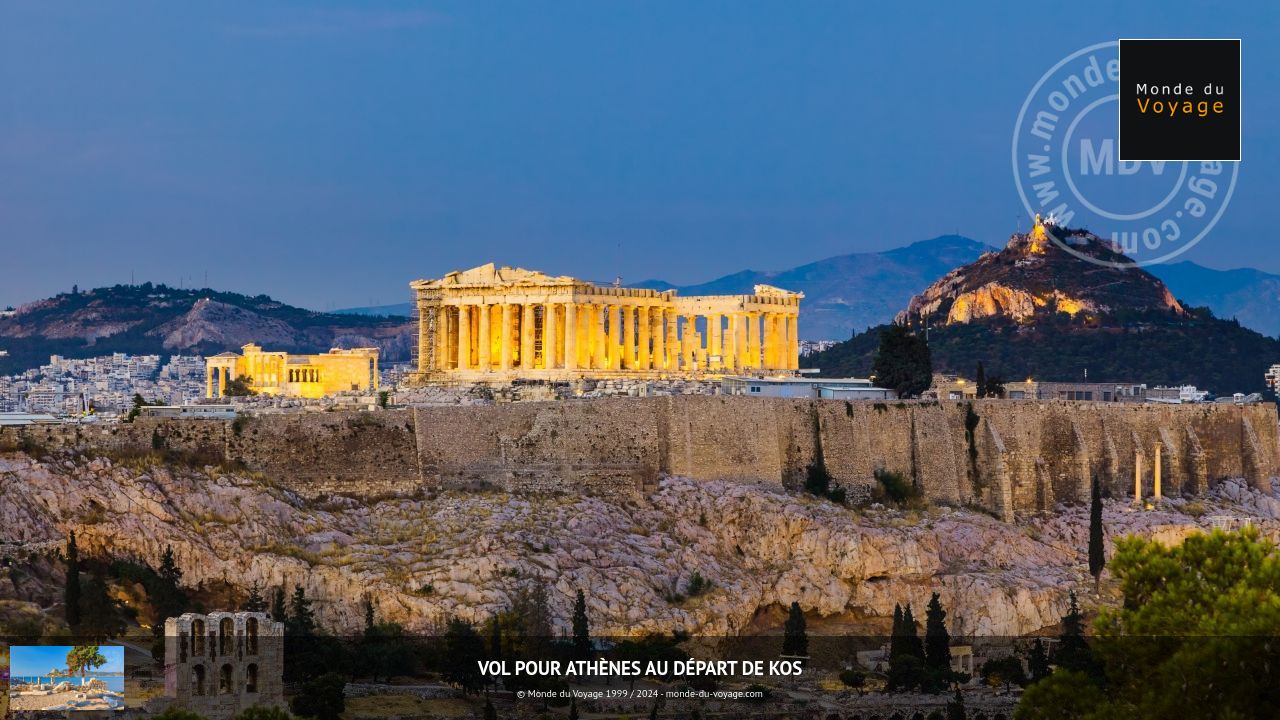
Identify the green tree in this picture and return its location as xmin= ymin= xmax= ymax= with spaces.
xmin=443 ymin=618 xmax=486 ymax=695
xmin=290 ymin=672 xmax=345 ymax=720
xmin=1018 ymin=529 xmax=1280 ymax=719
xmin=483 ymin=697 xmax=497 ymax=720
xmin=66 ymin=645 xmax=107 ymax=679
xmin=65 ymin=530 xmax=81 ymax=629
xmin=888 ymin=602 xmax=926 ymax=692
xmin=1026 ymin=639 xmax=1051 ymax=683
xmin=568 ymin=697 xmax=579 ymax=720
xmin=224 ymin=375 xmax=256 ymax=396
xmin=922 ymin=593 xmax=952 ymax=692
xmin=1088 ymin=478 xmax=1105 ymax=591
xmin=80 ymin=569 xmax=124 ymax=640
xmin=362 ymin=595 xmax=375 ymax=635
xmin=975 ymin=361 xmax=986 ymax=398
xmin=243 ymin=581 xmax=267 ymax=613
xmin=571 ymin=589 xmax=592 ymax=661
xmin=1052 ymin=592 xmax=1094 ymax=677
xmin=781 ymin=602 xmax=807 ymax=658
xmin=271 ymin=586 xmax=287 ymax=621
xmin=945 ymin=687 xmax=965 ymax=720
xmin=288 ymin=585 xmax=316 ymax=636
xmin=871 ymin=324 xmax=933 ymax=398
xmin=979 ymin=655 xmax=1027 ymax=690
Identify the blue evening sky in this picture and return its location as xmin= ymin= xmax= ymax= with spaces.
xmin=2 ymin=1 xmax=1276 ymax=310
xmin=10 ymin=645 xmax=124 ymax=677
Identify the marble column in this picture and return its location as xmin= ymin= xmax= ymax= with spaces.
xmin=724 ymin=313 xmax=739 ymax=372
xmin=206 ymin=367 xmax=214 ymax=398
xmin=477 ymin=304 xmax=492 ymax=370
xmin=543 ymin=304 xmax=558 ymax=369
xmin=762 ymin=313 xmax=776 ymax=369
xmin=592 ymin=304 xmax=608 ymax=369
xmin=521 ymin=304 xmax=536 ymax=369
xmin=746 ymin=312 xmax=760 ymax=369
xmin=708 ymin=314 xmax=722 ymax=370
xmin=680 ymin=315 xmax=696 ymax=371
xmin=666 ymin=310 xmax=680 ymax=370
xmin=786 ymin=313 xmax=799 ymax=369
xmin=622 ymin=306 xmax=636 ymax=369
xmin=564 ymin=303 xmax=579 ymax=370
xmin=651 ymin=308 xmax=665 ymax=370
xmin=417 ymin=301 xmax=431 ymax=372
xmin=457 ymin=305 xmax=472 ymax=370
xmin=637 ymin=306 xmax=650 ymax=370
xmin=499 ymin=304 xmax=514 ymax=370
xmin=607 ymin=304 xmax=622 ymax=370
xmin=436 ymin=308 xmax=451 ymax=371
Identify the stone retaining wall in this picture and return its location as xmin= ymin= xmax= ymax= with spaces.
xmin=3 ymin=398 xmax=1276 ymax=519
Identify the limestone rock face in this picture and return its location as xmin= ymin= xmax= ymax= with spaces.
xmin=2 ymin=452 xmax=1276 ymax=639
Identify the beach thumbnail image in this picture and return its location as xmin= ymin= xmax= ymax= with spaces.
xmin=8 ymin=645 xmax=125 ymax=712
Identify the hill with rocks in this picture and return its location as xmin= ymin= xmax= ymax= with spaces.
xmin=0 ymin=283 xmax=414 ymax=374
xmin=806 ymin=222 xmax=1280 ymax=394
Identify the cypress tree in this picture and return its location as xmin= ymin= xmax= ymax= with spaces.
xmin=65 ymin=530 xmax=81 ymax=629
xmin=243 ymin=581 xmax=267 ymax=613
xmin=289 ymin=585 xmax=316 ymax=636
xmin=1027 ymin=639 xmax=1051 ymax=683
xmin=571 ymin=589 xmax=592 ymax=661
xmin=568 ymin=697 xmax=579 ymax=720
xmin=889 ymin=603 xmax=904 ymax=659
xmin=782 ymin=601 xmax=808 ymax=658
xmin=488 ymin=614 xmax=503 ymax=663
xmin=483 ymin=697 xmax=497 ymax=720
xmin=923 ymin=593 xmax=952 ymax=692
xmin=902 ymin=603 xmax=924 ymax=660
xmin=271 ymin=586 xmax=287 ymax=621
xmin=1088 ymin=477 xmax=1105 ymax=591
xmin=363 ymin=595 xmax=376 ymax=635
xmin=975 ymin=362 xmax=987 ymax=398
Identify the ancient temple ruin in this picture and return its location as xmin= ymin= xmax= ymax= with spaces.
xmin=407 ymin=263 xmax=803 ymax=383
xmin=163 ymin=611 xmax=284 ymax=719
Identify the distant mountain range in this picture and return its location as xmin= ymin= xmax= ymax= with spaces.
xmin=337 ymin=236 xmax=1280 ymax=341
xmin=0 ymin=284 xmax=414 ymax=375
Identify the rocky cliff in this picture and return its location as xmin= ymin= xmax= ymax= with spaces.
xmin=897 ymin=221 xmax=1183 ymax=326
xmin=3 ymin=451 xmax=1278 ymax=641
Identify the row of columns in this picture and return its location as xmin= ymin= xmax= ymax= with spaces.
xmin=427 ymin=302 xmax=799 ymax=374
xmin=206 ymin=365 xmax=233 ymax=397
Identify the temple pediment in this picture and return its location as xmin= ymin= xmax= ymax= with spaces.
xmin=418 ymin=263 xmax=579 ymax=289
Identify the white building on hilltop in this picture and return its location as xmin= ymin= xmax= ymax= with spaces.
xmin=1267 ymin=364 xmax=1280 ymax=392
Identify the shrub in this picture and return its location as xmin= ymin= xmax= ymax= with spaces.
xmin=874 ymin=468 xmax=917 ymax=505
xmin=839 ymin=669 xmax=866 ymax=688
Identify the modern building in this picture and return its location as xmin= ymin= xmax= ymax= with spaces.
xmin=407 ymin=263 xmax=803 ymax=383
xmin=932 ymin=375 xmax=1149 ymax=402
xmin=205 ymin=343 xmax=379 ymax=399
xmin=140 ymin=404 xmax=237 ymax=420
xmin=1267 ymin=364 xmax=1280 ymax=392
xmin=721 ymin=375 xmax=895 ymax=400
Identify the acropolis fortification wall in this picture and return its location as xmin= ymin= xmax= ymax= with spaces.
xmin=4 ymin=397 xmax=1277 ymax=520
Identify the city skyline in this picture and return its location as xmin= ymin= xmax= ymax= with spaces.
xmin=3 ymin=2 xmax=1278 ymax=312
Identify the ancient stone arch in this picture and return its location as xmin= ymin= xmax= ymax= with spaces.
xmin=164 ymin=611 xmax=284 ymax=719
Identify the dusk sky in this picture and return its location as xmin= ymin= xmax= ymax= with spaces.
xmin=2 ymin=1 xmax=1277 ymax=311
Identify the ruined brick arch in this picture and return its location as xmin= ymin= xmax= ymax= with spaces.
xmin=246 ymin=616 xmax=259 ymax=655
xmin=191 ymin=664 xmax=206 ymax=696
xmin=245 ymin=663 xmax=258 ymax=694
xmin=219 ymin=617 xmax=234 ymax=655
xmin=911 ymin=713 xmax=926 ymax=720
xmin=191 ymin=619 xmax=205 ymax=655
xmin=219 ymin=663 xmax=234 ymax=694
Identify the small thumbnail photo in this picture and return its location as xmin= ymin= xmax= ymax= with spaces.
xmin=8 ymin=645 xmax=125 ymax=712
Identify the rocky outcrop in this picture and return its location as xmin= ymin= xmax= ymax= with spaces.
xmin=3 ymin=451 xmax=1277 ymax=641
xmin=896 ymin=222 xmax=1183 ymax=326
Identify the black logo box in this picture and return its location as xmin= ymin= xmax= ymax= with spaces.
xmin=1119 ymin=39 xmax=1240 ymax=161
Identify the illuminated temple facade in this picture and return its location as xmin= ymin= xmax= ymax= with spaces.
xmin=205 ymin=343 xmax=379 ymax=399
xmin=407 ymin=263 xmax=802 ymax=383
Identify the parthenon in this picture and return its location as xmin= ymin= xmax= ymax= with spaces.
xmin=407 ymin=263 xmax=802 ymax=383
